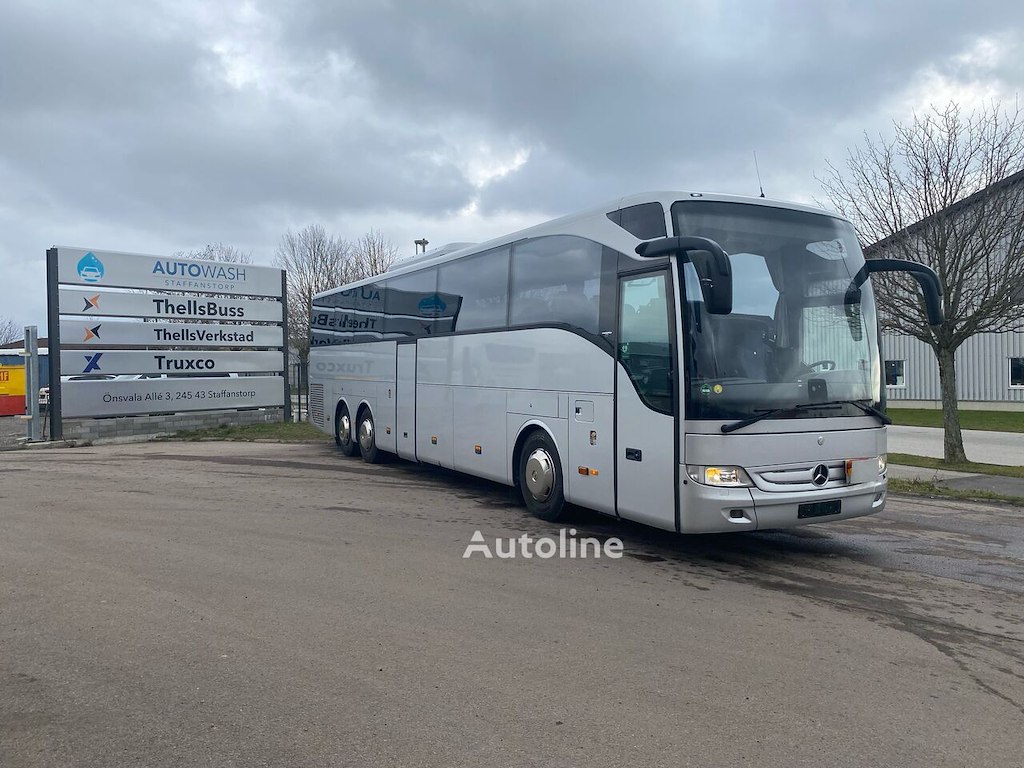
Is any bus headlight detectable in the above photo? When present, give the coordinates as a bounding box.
[878,453,887,475]
[687,465,754,487]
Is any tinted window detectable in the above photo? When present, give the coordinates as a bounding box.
[311,279,388,344]
[438,248,509,331]
[384,269,455,338]
[608,202,666,239]
[317,282,387,313]
[510,236,602,333]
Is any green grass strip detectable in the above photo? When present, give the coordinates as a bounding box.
[887,408,1024,433]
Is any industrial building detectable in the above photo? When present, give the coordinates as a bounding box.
[869,170,1024,410]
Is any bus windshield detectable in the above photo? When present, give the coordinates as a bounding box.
[672,200,881,421]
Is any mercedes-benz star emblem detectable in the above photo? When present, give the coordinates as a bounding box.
[811,464,830,487]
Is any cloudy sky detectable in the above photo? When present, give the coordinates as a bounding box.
[2,0,1023,329]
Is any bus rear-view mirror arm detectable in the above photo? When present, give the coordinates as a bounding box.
[860,259,944,326]
[635,236,733,315]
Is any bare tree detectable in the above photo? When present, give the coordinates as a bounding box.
[352,228,400,277]
[151,244,256,325]
[273,226,403,360]
[0,315,20,346]
[819,101,1024,462]
[273,225,355,360]
[174,242,253,264]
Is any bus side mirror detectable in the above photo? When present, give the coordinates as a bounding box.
[861,259,944,326]
[635,236,733,314]
[689,248,733,315]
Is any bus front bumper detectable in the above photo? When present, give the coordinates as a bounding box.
[678,475,887,534]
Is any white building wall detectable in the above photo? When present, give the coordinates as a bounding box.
[882,331,1024,403]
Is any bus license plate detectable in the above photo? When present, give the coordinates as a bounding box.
[798,500,841,519]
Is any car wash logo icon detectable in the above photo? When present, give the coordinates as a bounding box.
[418,294,447,316]
[82,353,103,373]
[77,252,105,284]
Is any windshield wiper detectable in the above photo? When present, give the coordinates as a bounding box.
[721,399,891,434]
[826,399,892,426]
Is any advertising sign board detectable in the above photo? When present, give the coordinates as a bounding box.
[0,364,26,416]
[56,247,283,297]
[46,246,289,437]
[59,350,283,376]
[58,289,284,322]
[59,319,283,348]
[61,375,284,418]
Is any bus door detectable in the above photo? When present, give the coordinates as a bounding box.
[615,270,679,530]
[395,342,417,461]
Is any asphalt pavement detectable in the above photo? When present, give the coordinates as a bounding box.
[888,424,1023,465]
[2,441,1023,767]
[0,415,25,449]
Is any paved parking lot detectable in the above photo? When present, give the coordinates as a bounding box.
[0,415,25,448]
[2,441,1023,767]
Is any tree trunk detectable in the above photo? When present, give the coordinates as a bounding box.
[936,344,968,463]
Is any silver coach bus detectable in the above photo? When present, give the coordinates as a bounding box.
[307,192,941,533]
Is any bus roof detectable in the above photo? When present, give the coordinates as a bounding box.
[315,191,846,299]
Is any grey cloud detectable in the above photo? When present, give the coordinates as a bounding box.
[281,0,1024,216]
[1,0,1023,328]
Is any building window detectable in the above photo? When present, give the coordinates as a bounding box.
[1010,358,1024,388]
[885,360,905,387]
[1012,281,1024,306]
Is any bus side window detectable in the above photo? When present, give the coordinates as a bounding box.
[438,247,510,332]
[510,236,603,333]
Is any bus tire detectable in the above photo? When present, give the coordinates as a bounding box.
[357,408,385,464]
[517,430,566,522]
[335,404,358,457]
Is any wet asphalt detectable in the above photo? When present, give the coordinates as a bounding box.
[1,441,1022,767]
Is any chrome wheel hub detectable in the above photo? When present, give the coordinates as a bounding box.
[358,418,374,452]
[525,448,555,502]
[339,414,351,445]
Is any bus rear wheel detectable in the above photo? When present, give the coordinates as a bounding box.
[518,430,566,522]
[358,409,385,464]
[335,405,358,457]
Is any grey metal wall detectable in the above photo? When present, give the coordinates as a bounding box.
[882,332,1024,402]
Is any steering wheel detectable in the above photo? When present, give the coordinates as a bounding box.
[805,360,837,371]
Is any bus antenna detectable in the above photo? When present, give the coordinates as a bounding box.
[753,150,765,198]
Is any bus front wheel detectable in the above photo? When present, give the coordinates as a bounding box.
[335,405,358,457]
[518,430,566,522]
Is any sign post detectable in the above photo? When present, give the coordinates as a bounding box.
[24,326,41,442]
[282,269,291,423]
[46,248,63,440]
